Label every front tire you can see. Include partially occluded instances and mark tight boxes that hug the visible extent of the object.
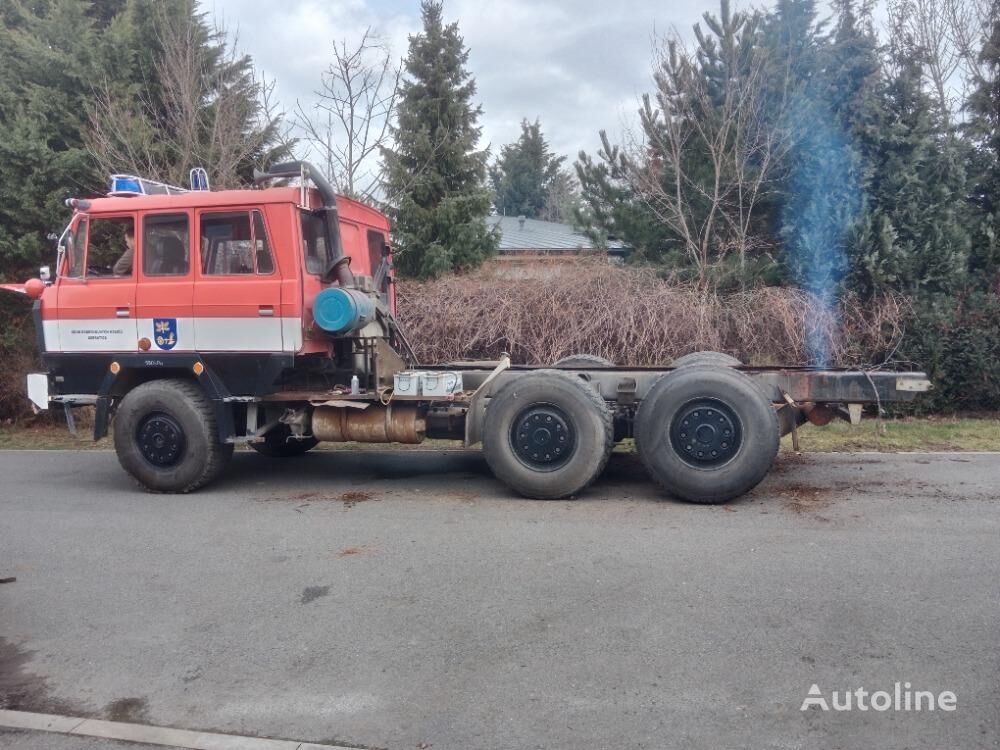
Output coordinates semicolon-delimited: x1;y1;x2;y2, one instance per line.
635;365;778;504
483;370;613;499
113;379;233;492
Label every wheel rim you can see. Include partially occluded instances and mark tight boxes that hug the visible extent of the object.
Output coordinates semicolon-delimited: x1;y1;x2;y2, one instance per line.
669;398;742;468
136;412;186;467
509;403;576;471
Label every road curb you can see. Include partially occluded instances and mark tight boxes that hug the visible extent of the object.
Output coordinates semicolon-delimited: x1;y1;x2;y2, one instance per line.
0;709;358;750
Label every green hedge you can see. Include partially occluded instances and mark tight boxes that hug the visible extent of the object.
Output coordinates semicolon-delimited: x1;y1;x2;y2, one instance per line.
899;292;1000;413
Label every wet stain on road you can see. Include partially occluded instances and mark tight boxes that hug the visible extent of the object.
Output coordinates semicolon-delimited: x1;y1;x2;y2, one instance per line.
0;638;78;714
337;546;369;557
338;490;376;508
300;585;331;604
105;696;149;722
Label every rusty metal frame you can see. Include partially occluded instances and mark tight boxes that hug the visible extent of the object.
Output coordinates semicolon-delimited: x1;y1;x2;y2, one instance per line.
432;365;930;406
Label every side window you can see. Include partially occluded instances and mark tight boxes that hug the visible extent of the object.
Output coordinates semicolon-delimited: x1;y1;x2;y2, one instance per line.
367;229;390;295
201;210;275;275
301;211;329;275
64;218;87;278
143;214;190;276
86;216;135;278
253;210;275;274
367;230;385;276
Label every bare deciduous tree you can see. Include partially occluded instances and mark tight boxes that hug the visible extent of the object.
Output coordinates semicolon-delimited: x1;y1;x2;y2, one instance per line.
622;6;783;286
888;0;963;122
539;169;580;223
886;0;994;123
86;3;285;189
945;0;994;82
295;28;401;202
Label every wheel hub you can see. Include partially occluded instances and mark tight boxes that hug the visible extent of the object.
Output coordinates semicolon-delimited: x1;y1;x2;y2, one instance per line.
669;398;742;467
510;403;576;471
137;412;185;467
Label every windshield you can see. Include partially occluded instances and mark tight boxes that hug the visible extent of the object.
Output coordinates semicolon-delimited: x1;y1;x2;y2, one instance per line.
300;210;332;276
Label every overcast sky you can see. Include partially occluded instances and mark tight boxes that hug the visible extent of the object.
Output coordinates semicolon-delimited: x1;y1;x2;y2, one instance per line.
204;0;734;163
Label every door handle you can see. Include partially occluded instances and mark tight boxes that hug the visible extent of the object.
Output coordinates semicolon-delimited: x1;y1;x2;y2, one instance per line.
116;307;130;318
258;306;274;317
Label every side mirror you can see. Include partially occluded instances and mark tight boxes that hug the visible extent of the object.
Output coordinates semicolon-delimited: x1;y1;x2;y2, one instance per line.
39;266;51;282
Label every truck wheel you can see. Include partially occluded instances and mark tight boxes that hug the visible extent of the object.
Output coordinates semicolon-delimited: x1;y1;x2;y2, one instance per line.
554;354;614;368
113;379;233;493
671;351;742;368
634;365;778;504
250;425;318;457
483;370;613;499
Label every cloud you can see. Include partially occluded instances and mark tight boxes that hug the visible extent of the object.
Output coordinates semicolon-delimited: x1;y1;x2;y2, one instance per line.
204;0;722;162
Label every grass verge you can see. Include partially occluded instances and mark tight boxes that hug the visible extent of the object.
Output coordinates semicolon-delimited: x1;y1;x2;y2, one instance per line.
780;416;1000;452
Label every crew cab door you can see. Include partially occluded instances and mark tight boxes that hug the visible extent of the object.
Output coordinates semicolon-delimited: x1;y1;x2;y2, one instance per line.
135;212;195;353
193;208;285;351
53;214;138;352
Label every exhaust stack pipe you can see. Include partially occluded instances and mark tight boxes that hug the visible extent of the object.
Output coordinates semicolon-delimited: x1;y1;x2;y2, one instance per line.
330;256;356;289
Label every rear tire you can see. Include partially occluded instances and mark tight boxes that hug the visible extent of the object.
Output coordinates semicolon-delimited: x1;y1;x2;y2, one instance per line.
635;365;778;504
671;351;742;368
554;354;614;368
483;370;613;499
113;379;233;493
250;425;318;457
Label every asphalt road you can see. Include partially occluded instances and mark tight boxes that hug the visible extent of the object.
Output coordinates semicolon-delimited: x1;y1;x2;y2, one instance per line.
1;449;999;750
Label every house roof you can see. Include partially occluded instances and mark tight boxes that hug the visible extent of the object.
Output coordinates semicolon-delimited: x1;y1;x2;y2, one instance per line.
487;215;625;252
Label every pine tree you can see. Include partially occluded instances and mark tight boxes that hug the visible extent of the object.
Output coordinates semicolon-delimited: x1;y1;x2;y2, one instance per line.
850;40;970;297
577;0;776;283
490;119;565;219
965;0;1000;287
0;0;103;280
0;0;287;281
575;132;672;262
86;0;290;189
771;0;879;304
382;0;497;278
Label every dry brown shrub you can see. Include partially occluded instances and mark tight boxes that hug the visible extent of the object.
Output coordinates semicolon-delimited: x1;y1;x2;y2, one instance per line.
397;259;909;368
0;298;44;423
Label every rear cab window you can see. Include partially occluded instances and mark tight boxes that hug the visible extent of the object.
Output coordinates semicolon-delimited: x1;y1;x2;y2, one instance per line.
367;229;391;298
301;211;332;276
201;209;276;275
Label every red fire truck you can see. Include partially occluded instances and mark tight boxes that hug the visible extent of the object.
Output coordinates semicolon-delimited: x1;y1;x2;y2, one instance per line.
7;162;931;502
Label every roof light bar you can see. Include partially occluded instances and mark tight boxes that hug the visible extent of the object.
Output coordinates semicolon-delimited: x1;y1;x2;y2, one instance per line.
108;174;189;198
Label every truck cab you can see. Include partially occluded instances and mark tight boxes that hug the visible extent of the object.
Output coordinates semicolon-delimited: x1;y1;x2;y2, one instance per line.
43;186;393;356
29;164;404;403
